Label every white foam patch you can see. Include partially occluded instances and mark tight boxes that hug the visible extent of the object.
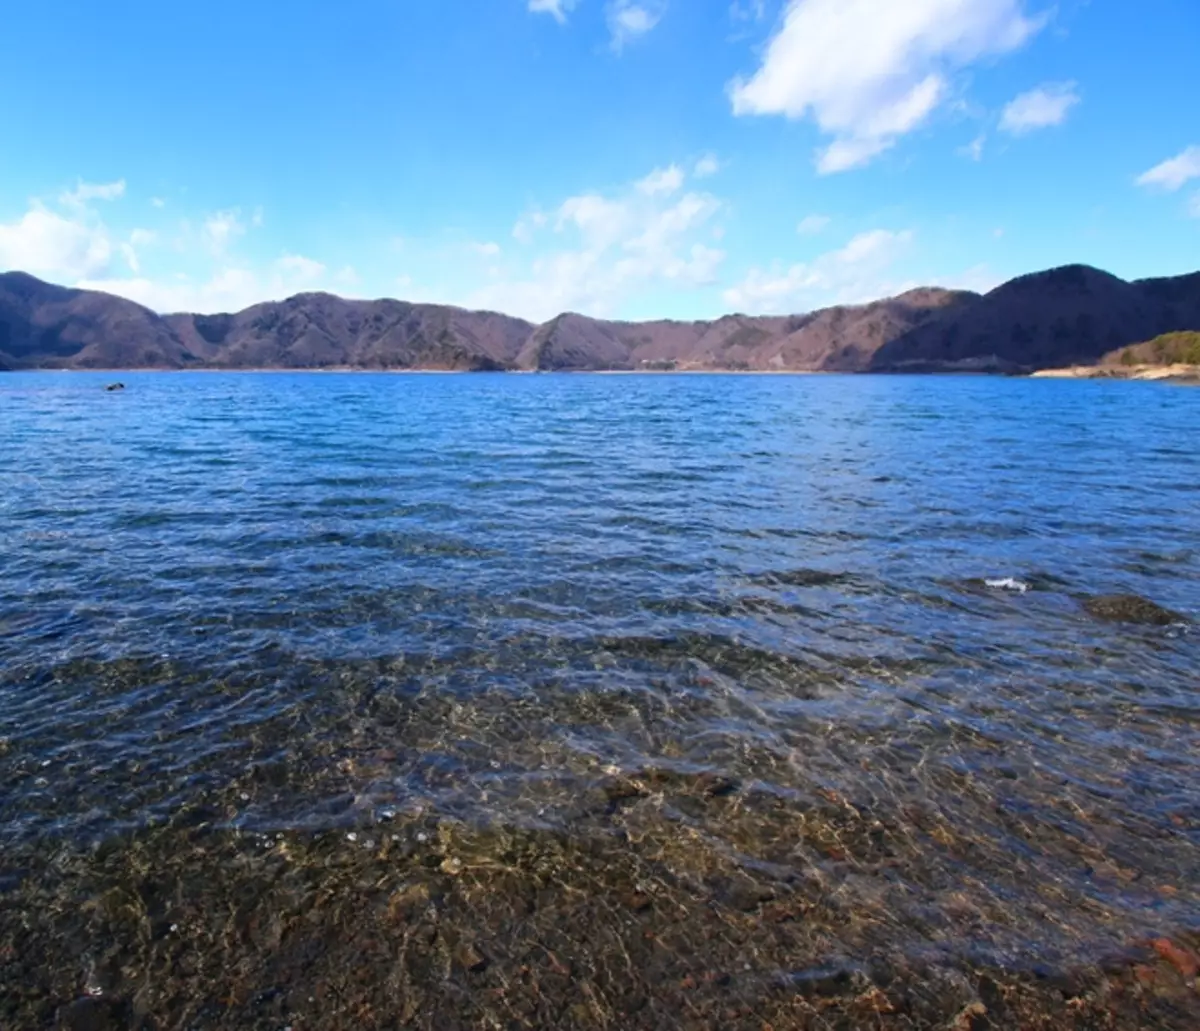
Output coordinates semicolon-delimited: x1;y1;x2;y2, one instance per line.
985;577;1030;593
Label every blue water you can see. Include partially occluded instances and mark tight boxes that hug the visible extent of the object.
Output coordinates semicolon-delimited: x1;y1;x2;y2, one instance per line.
1;371;1198;967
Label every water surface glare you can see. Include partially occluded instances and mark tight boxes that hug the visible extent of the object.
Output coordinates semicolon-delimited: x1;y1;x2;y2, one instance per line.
1;371;1198;1028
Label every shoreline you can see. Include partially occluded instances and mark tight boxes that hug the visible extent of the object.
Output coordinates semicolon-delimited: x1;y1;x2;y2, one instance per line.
3;364;1199;380
1031;362;1200;383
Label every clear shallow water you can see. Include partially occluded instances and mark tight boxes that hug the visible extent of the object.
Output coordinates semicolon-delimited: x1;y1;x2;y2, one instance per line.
1;371;1199;1018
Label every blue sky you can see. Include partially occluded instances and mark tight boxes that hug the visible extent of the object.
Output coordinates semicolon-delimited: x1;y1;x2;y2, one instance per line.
1;0;1197;321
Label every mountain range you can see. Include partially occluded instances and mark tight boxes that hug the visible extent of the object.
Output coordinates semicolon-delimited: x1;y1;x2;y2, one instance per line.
2;265;1198;374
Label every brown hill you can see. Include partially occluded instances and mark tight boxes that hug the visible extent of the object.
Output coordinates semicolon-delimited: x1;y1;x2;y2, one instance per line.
0;272;200;369
163;294;533;371
1;265;1198;373
870;265;1200;371
513;288;975;371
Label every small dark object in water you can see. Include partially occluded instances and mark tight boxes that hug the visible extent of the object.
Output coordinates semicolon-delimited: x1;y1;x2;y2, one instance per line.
1082;593;1185;626
105;383;125;392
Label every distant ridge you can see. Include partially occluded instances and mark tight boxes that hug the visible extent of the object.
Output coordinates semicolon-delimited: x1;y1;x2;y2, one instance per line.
2;265;1199;373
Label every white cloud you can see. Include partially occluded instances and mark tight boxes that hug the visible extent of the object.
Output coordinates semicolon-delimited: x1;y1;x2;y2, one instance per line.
59;179;126;208
275;253;327;285
693;154;721;179
959;134;985;161
797;214;831;235
80;254;335;314
426;166;725;321
1136;145;1200;192
78;269;263;314
201;210;246;255
999;82;1080;135
607;0;666;51
151;197;166;209
940;264;1002;295
637;164;685;196
0;205;114;280
730;0;1045;173
723;228;914;312
529;0;576;23
468;241;502;257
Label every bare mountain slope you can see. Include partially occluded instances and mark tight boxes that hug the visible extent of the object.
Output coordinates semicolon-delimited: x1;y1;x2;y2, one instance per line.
513;288;976;372
870;265;1200;371
163;294;533;371
0;272;200;369
2;265;1198;373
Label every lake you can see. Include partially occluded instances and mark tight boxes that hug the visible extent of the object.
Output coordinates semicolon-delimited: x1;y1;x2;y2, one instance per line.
1;371;1198;1029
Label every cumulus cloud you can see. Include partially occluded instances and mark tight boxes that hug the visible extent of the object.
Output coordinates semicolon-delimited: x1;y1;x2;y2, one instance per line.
693;154;721;179
607;0;666;51
730;0;1045;173
796;214;831;235
275;253;327;285
999;82;1080;135
723;229;914;312
432;163;725;321
528;0;577;23
0;206;114;281
1136;145;1200;192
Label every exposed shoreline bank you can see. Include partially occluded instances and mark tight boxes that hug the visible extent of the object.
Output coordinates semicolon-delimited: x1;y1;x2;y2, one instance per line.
1031;363;1200;383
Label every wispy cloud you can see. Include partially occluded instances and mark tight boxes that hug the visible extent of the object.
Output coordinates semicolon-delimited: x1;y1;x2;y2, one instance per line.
201;209;246;255
59;179;126;209
796;214;830;235
958;134;986;161
693;154;721;179
999;82;1080;135
636;165;685;196
1137;145;1200;192
528;0;577;23
724;229;914;312
607;0;666;51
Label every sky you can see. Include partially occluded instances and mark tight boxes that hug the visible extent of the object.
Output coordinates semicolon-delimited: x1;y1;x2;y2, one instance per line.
1;0;1197;322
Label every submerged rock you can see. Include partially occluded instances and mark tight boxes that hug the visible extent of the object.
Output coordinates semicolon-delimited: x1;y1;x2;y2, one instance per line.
1081;594;1186;626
